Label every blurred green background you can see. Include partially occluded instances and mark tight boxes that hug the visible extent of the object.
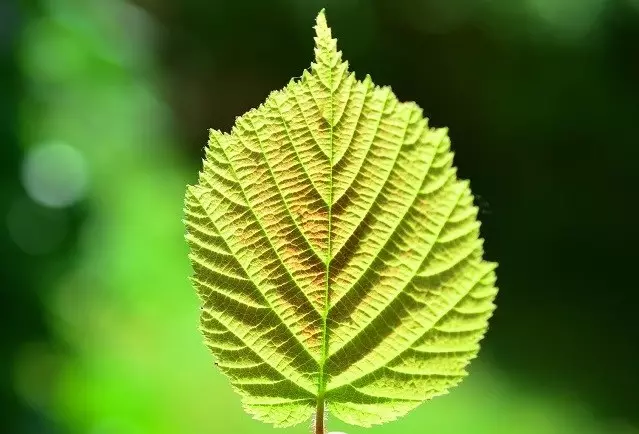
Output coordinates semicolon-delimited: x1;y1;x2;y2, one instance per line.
2;0;639;433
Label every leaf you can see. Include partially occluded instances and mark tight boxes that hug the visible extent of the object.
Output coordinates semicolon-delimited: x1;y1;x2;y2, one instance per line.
183;9;498;430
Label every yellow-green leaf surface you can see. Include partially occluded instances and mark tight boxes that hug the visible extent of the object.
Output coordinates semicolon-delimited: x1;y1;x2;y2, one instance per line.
184;9;498;430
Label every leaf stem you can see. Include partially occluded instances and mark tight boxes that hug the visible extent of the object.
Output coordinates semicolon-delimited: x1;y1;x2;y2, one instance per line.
315;396;325;434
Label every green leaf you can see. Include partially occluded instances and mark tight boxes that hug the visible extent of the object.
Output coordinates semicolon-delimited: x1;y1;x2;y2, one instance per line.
184;9;498;430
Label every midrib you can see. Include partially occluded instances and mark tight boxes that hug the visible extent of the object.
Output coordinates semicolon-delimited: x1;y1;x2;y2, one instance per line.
316;55;335;431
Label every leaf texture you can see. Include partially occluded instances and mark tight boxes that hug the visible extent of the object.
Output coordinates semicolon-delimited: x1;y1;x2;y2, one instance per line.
184;9;498;429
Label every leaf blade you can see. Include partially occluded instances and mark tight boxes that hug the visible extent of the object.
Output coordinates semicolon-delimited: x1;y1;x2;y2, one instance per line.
184;8;498;429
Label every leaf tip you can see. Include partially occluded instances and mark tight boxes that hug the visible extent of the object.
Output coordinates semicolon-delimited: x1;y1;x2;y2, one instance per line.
316;8;328;30
314;8;333;45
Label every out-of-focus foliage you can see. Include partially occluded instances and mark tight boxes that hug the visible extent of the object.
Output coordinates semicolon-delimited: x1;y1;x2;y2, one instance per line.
5;0;639;433
0;1;59;432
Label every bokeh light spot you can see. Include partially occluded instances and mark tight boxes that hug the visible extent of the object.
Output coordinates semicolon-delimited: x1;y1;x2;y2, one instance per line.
22;141;88;208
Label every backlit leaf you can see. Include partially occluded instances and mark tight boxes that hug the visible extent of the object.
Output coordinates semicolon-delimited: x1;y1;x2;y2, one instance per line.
184;9;498;430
